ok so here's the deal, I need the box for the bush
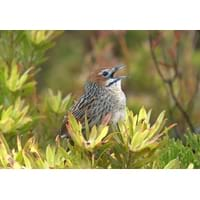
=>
[0,30,198,169]
[155,133,200,169]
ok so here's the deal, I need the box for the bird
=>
[60,64,126,139]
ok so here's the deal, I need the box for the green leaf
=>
[4,62,35,92]
[22,152,32,169]
[46,145,56,167]
[164,158,180,169]
[138,107,147,122]
[89,126,98,143]
[187,163,194,169]
[95,126,109,145]
[0,98,32,134]
[46,89,72,114]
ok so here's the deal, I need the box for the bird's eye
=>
[102,71,109,77]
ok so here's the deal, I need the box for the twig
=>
[187,71,200,112]
[118,32,130,71]
[167,81,195,133]
[149,33,195,133]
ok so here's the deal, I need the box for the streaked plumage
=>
[60,64,126,138]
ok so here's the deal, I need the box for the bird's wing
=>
[71,94,97,124]
[72,91,114,127]
[60,92,113,137]
[60,93,97,137]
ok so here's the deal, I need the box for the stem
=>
[126,150,133,168]
[167,81,195,133]
[149,33,195,133]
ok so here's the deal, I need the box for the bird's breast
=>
[110,90,126,124]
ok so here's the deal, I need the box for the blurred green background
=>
[37,31,156,108]
[35,30,200,136]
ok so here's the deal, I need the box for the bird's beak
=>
[110,64,126,79]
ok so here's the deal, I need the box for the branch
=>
[187,71,200,112]
[167,81,195,133]
[148,33,195,133]
[149,34,169,84]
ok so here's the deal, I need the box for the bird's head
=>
[88,64,126,89]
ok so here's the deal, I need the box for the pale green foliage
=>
[118,108,167,152]
[0,98,32,134]
[26,30,63,45]
[105,108,175,168]
[46,89,71,114]
[0,106,176,169]
[0,132,91,169]
[67,112,110,152]
[0,30,62,140]
[163,158,181,169]
[163,159,193,169]
[4,62,35,92]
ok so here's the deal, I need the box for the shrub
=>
[155,133,200,169]
[0,30,197,169]
[0,105,175,168]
